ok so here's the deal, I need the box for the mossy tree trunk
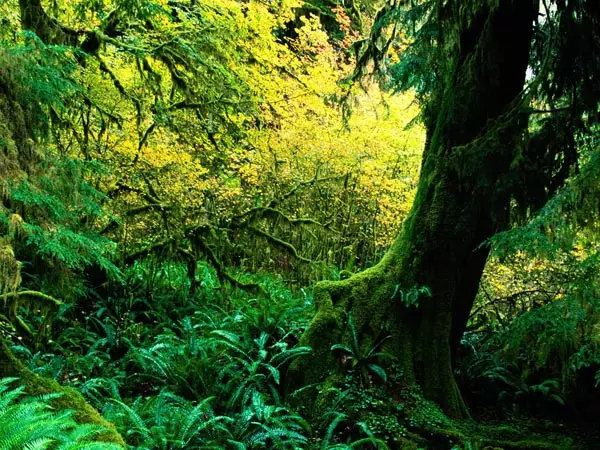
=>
[0,7,123,443]
[290,0,537,418]
[19,0,79,46]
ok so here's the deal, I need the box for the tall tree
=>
[0,32,125,445]
[290,0,600,418]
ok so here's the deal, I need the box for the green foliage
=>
[10,268,321,446]
[227,391,311,449]
[102,391,231,449]
[459,294,599,414]
[460,123,600,417]
[9,259,440,447]
[5,159,121,280]
[313,375,403,448]
[0,377,120,449]
[1,30,82,130]
[2,0,600,448]
[396,385,452,430]
[0,32,122,304]
[331,313,391,386]
[390,285,431,308]
[482,364,565,408]
[214,329,312,409]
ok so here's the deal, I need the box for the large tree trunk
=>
[289,0,537,418]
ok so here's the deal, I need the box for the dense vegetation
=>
[0,0,599,448]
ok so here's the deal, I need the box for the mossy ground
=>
[296,366,585,450]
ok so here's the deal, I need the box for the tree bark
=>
[289,0,537,418]
[19,0,79,46]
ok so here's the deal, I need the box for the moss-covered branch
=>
[249,226,315,264]
[0,339,125,446]
[1,290,63,338]
[195,239,267,296]
[2,289,62,307]
[102,203,172,235]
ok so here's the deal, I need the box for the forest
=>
[0,0,599,448]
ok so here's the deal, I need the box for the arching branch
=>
[249,226,315,264]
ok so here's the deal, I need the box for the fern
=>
[227,391,310,450]
[331,314,392,386]
[78,378,122,410]
[0,378,120,450]
[212,329,311,410]
[104,391,232,450]
[103,390,232,449]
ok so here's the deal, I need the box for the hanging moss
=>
[0,238,21,299]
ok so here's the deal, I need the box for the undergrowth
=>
[7,263,401,449]
[4,261,592,449]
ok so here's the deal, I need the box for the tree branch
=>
[101,203,172,235]
[2,290,62,307]
[249,226,315,264]
[196,239,266,296]
[2,290,62,338]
